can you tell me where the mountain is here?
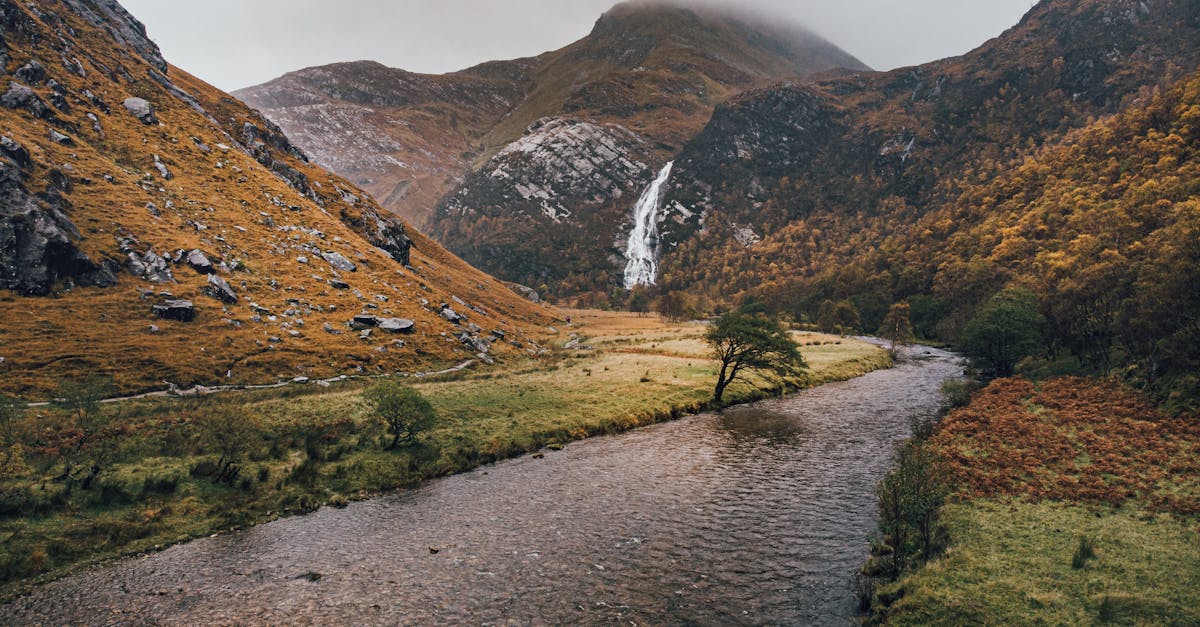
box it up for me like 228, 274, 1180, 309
235, 58, 536, 229
236, 1, 869, 289
655, 0, 1200, 306
651, 0, 1200, 401
0, 0, 552, 398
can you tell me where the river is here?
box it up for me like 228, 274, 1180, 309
3, 345, 962, 625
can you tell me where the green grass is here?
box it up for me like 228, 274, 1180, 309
0, 317, 888, 599
878, 500, 1200, 626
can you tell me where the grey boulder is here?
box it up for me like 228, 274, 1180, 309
123, 97, 157, 125
152, 299, 195, 322
378, 318, 415, 334
203, 274, 238, 304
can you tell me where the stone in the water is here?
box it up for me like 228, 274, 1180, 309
378, 318, 415, 334
203, 274, 238, 304
152, 299, 195, 322
123, 97, 157, 125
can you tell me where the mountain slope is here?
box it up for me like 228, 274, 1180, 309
656, 0, 1200, 309
653, 0, 1200, 401
0, 0, 552, 398
235, 58, 537, 228
896, 69, 1200, 400
237, 1, 868, 290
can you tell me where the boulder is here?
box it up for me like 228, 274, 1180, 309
203, 274, 238, 304
126, 250, 174, 283
153, 154, 172, 180
152, 299, 195, 322
378, 318, 415, 334
123, 97, 157, 125
458, 332, 491, 354
439, 306, 463, 324
508, 282, 541, 304
186, 249, 214, 274
322, 251, 356, 272
349, 314, 379, 330
48, 129, 73, 145
13, 60, 45, 84
2, 82, 50, 119
329, 279, 350, 290
0, 136, 30, 167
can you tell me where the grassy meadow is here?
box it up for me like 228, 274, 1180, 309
0, 310, 889, 598
871, 377, 1200, 625
884, 501, 1200, 626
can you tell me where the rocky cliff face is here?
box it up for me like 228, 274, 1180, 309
0, 0, 551, 397
238, 1, 870, 291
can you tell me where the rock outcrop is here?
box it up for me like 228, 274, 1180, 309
0, 137, 116, 295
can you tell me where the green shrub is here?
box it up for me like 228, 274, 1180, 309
1072, 534, 1097, 569
940, 380, 976, 409
362, 382, 437, 449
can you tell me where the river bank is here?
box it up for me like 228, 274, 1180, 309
3, 342, 958, 625
0, 311, 889, 601
871, 377, 1200, 624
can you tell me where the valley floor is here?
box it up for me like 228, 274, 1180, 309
874, 377, 1200, 625
0, 310, 889, 599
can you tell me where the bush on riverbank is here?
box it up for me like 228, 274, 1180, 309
866, 376, 1200, 624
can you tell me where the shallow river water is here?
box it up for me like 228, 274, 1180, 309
4, 345, 962, 626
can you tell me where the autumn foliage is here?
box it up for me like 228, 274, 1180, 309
930, 377, 1200, 515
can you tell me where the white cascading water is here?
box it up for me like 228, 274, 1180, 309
623, 161, 674, 289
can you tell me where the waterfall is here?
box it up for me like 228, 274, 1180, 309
622, 161, 674, 289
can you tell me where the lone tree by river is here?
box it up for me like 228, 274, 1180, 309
363, 382, 437, 449
705, 310, 807, 403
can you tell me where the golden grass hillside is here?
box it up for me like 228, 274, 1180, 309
0, 0, 553, 399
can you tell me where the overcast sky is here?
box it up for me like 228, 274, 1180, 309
121, 0, 1038, 93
